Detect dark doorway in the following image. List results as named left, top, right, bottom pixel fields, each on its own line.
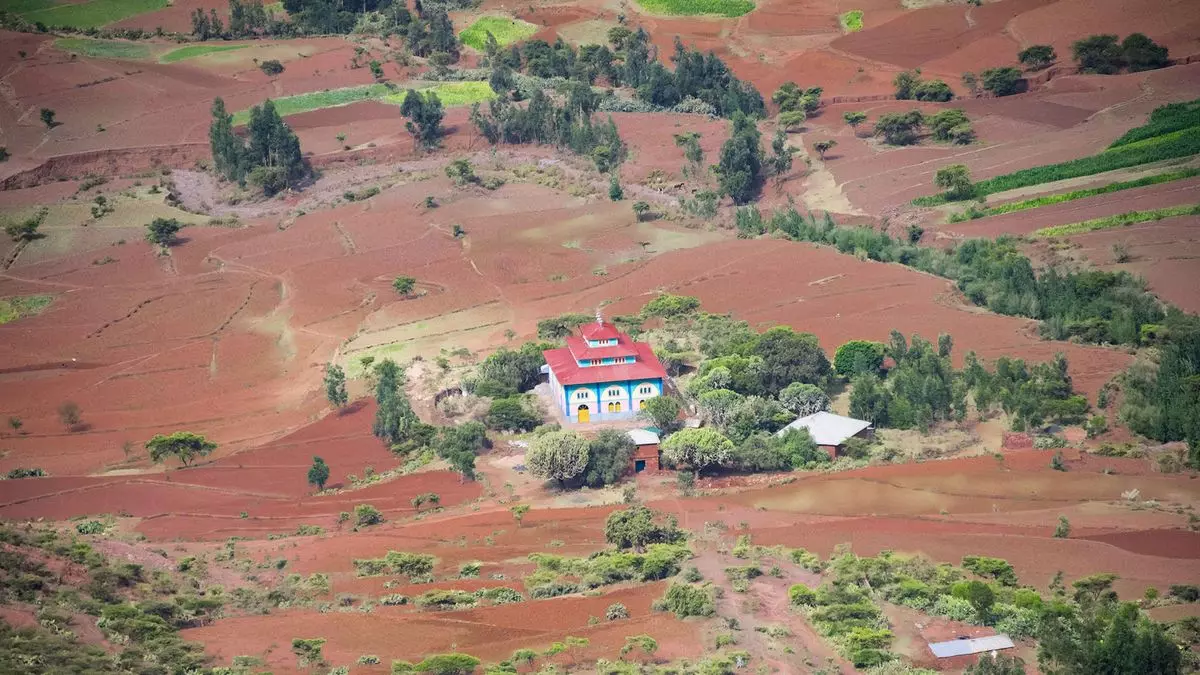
left=634, top=460, right=647, bottom=473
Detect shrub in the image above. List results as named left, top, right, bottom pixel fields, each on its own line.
left=1018, top=44, right=1056, bottom=70
left=606, top=602, right=630, bottom=620
left=259, top=59, right=284, bottom=75
left=934, top=165, right=974, bottom=199
left=1073, top=34, right=1125, bottom=74
left=411, top=653, right=480, bottom=674
left=980, top=67, right=1023, bottom=96
left=660, top=582, right=715, bottom=618
left=1123, top=33, right=1169, bottom=72
left=1054, top=516, right=1071, bottom=538
left=789, top=583, right=817, bottom=606
left=415, top=589, right=477, bottom=610
left=529, top=582, right=578, bottom=599
left=354, top=504, right=384, bottom=527
left=961, top=556, right=1018, bottom=586
left=874, top=110, right=923, bottom=145
left=476, top=587, right=524, bottom=604
left=833, top=340, right=885, bottom=376
left=485, top=397, right=541, bottom=432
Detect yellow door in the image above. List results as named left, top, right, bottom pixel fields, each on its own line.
left=578, top=405, right=590, bottom=423
left=639, top=399, right=646, bottom=410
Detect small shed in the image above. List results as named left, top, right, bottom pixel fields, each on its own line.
left=626, top=428, right=662, bottom=474
left=776, top=411, right=873, bottom=459
left=928, top=635, right=1015, bottom=659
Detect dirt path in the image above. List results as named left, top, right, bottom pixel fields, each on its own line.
left=788, top=131, right=865, bottom=216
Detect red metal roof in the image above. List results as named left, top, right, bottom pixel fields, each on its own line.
left=580, top=321, right=621, bottom=341
left=565, top=335, right=639, bottom=361
left=544, top=341, right=667, bottom=386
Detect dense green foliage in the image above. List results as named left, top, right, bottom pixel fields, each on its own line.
left=659, top=582, right=716, bottom=618
left=400, top=89, right=446, bottom=149
left=324, top=363, right=348, bottom=408
left=307, top=455, right=330, bottom=490
left=466, top=342, right=547, bottom=397
left=144, top=217, right=183, bottom=246
left=1121, top=312, right=1200, bottom=444
left=21, top=0, right=166, bottom=29
left=53, top=37, right=152, bottom=60
left=0, top=294, right=53, bottom=325
left=839, top=9, right=863, bottom=32
left=1111, top=99, right=1200, bottom=147
left=717, top=112, right=765, bottom=203
left=209, top=97, right=307, bottom=194
left=874, top=110, right=924, bottom=145
left=353, top=550, right=435, bottom=579
left=145, top=431, right=217, bottom=466
left=834, top=340, right=885, bottom=376
left=604, top=506, right=685, bottom=550
left=160, top=43, right=247, bottom=63
left=744, top=205, right=1166, bottom=346
left=981, top=67, right=1023, bottom=96
left=1018, top=44, right=1056, bottom=70
left=893, top=69, right=953, bottom=102
left=484, top=396, right=541, bottom=432
left=1072, top=33, right=1170, bottom=74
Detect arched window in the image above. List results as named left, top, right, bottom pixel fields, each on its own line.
left=637, top=385, right=654, bottom=396
left=575, top=390, right=590, bottom=400
left=606, top=388, right=622, bottom=398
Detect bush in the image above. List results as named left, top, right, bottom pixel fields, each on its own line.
left=606, top=602, right=630, bottom=620
left=1073, top=34, right=1125, bottom=74
left=833, top=340, right=885, bottom=376
left=415, top=589, right=477, bottom=610
left=1018, top=44, right=1056, bottom=70
left=1123, top=33, right=1169, bottom=72
left=961, top=556, right=1017, bottom=586
left=980, top=67, right=1023, bottom=96
left=789, top=583, right=817, bottom=606
left=484, top=397, right=541, bottom=432
left=660, top=582, right=715, bottom=618
left=259, top=59, right=284, bottom=75
left=412, top=653, right=480, bottom=674
left=354, top=504, right=384, bottom=527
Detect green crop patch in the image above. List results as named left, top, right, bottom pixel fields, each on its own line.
left=55, top=37, right=153, bottom=60
left=22, top=0, right=168, bottom=29
left=839, top=10, right=863, bottom=32
left=159, top=44, right=249, bottom=63
left=949, top=168, right=1200, bottom=221
left=383, top=81, right=496, bottom=107
left=232, top=81, right=495, bottom=124
left=1031, top=203, right=1200, bottom=238
left=633, top=0, right=755, bottom=17
left=459, top=16, right=538, bottom=50
left=0, top=295, right=53, bottom=325
left=1109, top=98, right=1200, bottom=148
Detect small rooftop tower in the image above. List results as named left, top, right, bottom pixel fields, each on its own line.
left=595, top=307, right=603, bottom=325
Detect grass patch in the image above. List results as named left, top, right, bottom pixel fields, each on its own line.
left=0, top=295, right=53, bottom=325
left=1031, top=203, right=1200, bottom=238
left=949, top=168, right=1200, bottom=221
left=233, top=82, right=494, bottom=124
left=839, top=9, right=863, bottom=32
left=459, top=16, right=538, bottom=50
left=1110, top=98, right=1200, bottom=148
left=382, top=81, right=496, bottom=107
left=54, top=37, right=152, bottom=60
left=632, top=0, right=755, bottom=17
left=22, top=0, right=167, bottom=29
left=159, top=44, right=249, bottom=63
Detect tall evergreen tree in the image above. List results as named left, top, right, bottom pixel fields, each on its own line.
left=209, top=98, right=245, bottom=181
left=324, top=363, right=348, bottom=408
left=401, top=91, right=445, bottom=149
left=717, top=112, right=764, bottom=204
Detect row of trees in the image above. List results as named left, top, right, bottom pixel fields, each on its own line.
left=190, top=0, right=279, bottom=40
left=848, top=331, right=1087, bottom=431
left=1073, top=33, right=1170, bottom=75
left=734, top=203, right=1165, bottom=347
left=873, top=109, right=974, bottom=146
left=469, top=88, right=627, bottom=174
left=209, top=98, right=308, bottom=194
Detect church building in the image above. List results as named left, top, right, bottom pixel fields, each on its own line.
left=542, top=317, right=668, bottom=423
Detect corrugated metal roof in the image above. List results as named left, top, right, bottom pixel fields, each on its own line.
left=626, top=429, right=660, bottom=446
left=776, top=411, right=872, bottom=446
left=928, top=635, right=1015, bottom=658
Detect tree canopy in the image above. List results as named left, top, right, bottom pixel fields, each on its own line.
left=146, top=432, right=217, bottom=467
left=660, top=427, right=734, bottom=475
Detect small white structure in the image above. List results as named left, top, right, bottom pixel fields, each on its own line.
left=928, top=635, right=1015, bottom=658
left=625, top=429, right=660, bottom=446
left=776, top=411, right=873, bottom=458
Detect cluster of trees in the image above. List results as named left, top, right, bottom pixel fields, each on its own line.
left=1121, top=311, right=1200, bottom=460
left=963, top=67, right=1025, bottom=97
left=1073, top=33, right=1170, bottom=74
left=734, top=203, right=1165, bottom=347
left=470, top=87, right=627, bottom=174
left=190, top=0, right=280, bottom=40
left=1018, top=44, right=1057, bottom=70
left=772, top=82, right=823, bottom=131
left=399, top=90, right=445, bottom=149
left=494, top=28, right=764, bottom=119
left=209, top=98, right=308, bottom=195
left=893, top=69, right=954, bottom=102
left=849, top=331, right=1087, bottom=431
left=525, top=429, right=638, bottom=488
left=371, top=358, right=486, bottom=480
left=873, top=109, right=974, bottom=145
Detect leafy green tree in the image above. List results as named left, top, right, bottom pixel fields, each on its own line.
left=582, top=429, right=635, bottom=488
left=369, top=59, right=384, bottom=80
left=632, top=200, right=651, bottom=221
left=146, top=431, right=217, bottom=467
left=526, top=430, right=589, bottom=486
left=640, top=395, right=683, bottom=431
left=510, top=503, right=529, bottom=526
left=1073, top=34, right=1126, bottom=74
left=1018, top=44, right=1056, bottom=70
left=324, top=363, right=348, bottom=408
left=57, top=401, right=82, bottom=430
left=674, top=132, right=704, bottom=177
left=893, top=70, right=921, bottom=99
left=954, top=580, right=995, bottom=621
left=392, top=276, right=416, bottom=296
left=433, top=421, right=486, bottom=481
left=484, top=397, right=541, bottom=432
left=769, top=129, right=793, bottom=179
left=928, top=109, right=970, bottom=141
left=717, top=112, right=764, bottom=205
left=1038, top=589, right=1180, bottom=674
left=243, top=99, right=306, bottom=194
left=813, top=139, right=837, bottom=160
left=935, top=164, right=974, bottom=199
left=291, top=638, right=326, bottom=668
left=145, top=218, right=183, bottom=246
left=833, top=340, right=885, bottom=377
left=843, top=111, right=868, bottom=133
left=779, top=382, right=832, bottom=417
left=608, top=174, right=624, bottom=201
left=39, top=108, right=56, bottom=128
left=373, top=359, right=418, bottom=445
left=354, top=503, right=383, bottom=527
left=981, top=67, right=1023, bottom=96
left=849, top=372, right=889, bottom=425
left=307, top=456, right=330, bottom=490
left=660, top=427, right=733, bottom=476
left=209, top=98, right=245, bottom=181
left=1054, top=515, right=1071, bottom=538
left=409, top=653, right=480, bottom=674
left=751, top=326, right=831, bottom=395
left=1122, top=33, right=1169, bottom=72
left=914, top=79, right=954, bottom=101
left=444, top=158, right=477, bottom=186
left=604, top=505, right=682, bottom=551
left=401, top=90, right=445, bottom=149
left=698, top=389, right=745, bottom=430
left=874, top=110, right=924, bottom=145
left=4, top=209, right=46, bottom=242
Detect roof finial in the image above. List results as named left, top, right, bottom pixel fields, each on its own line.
left=595, top=306, right=603, bottom=325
